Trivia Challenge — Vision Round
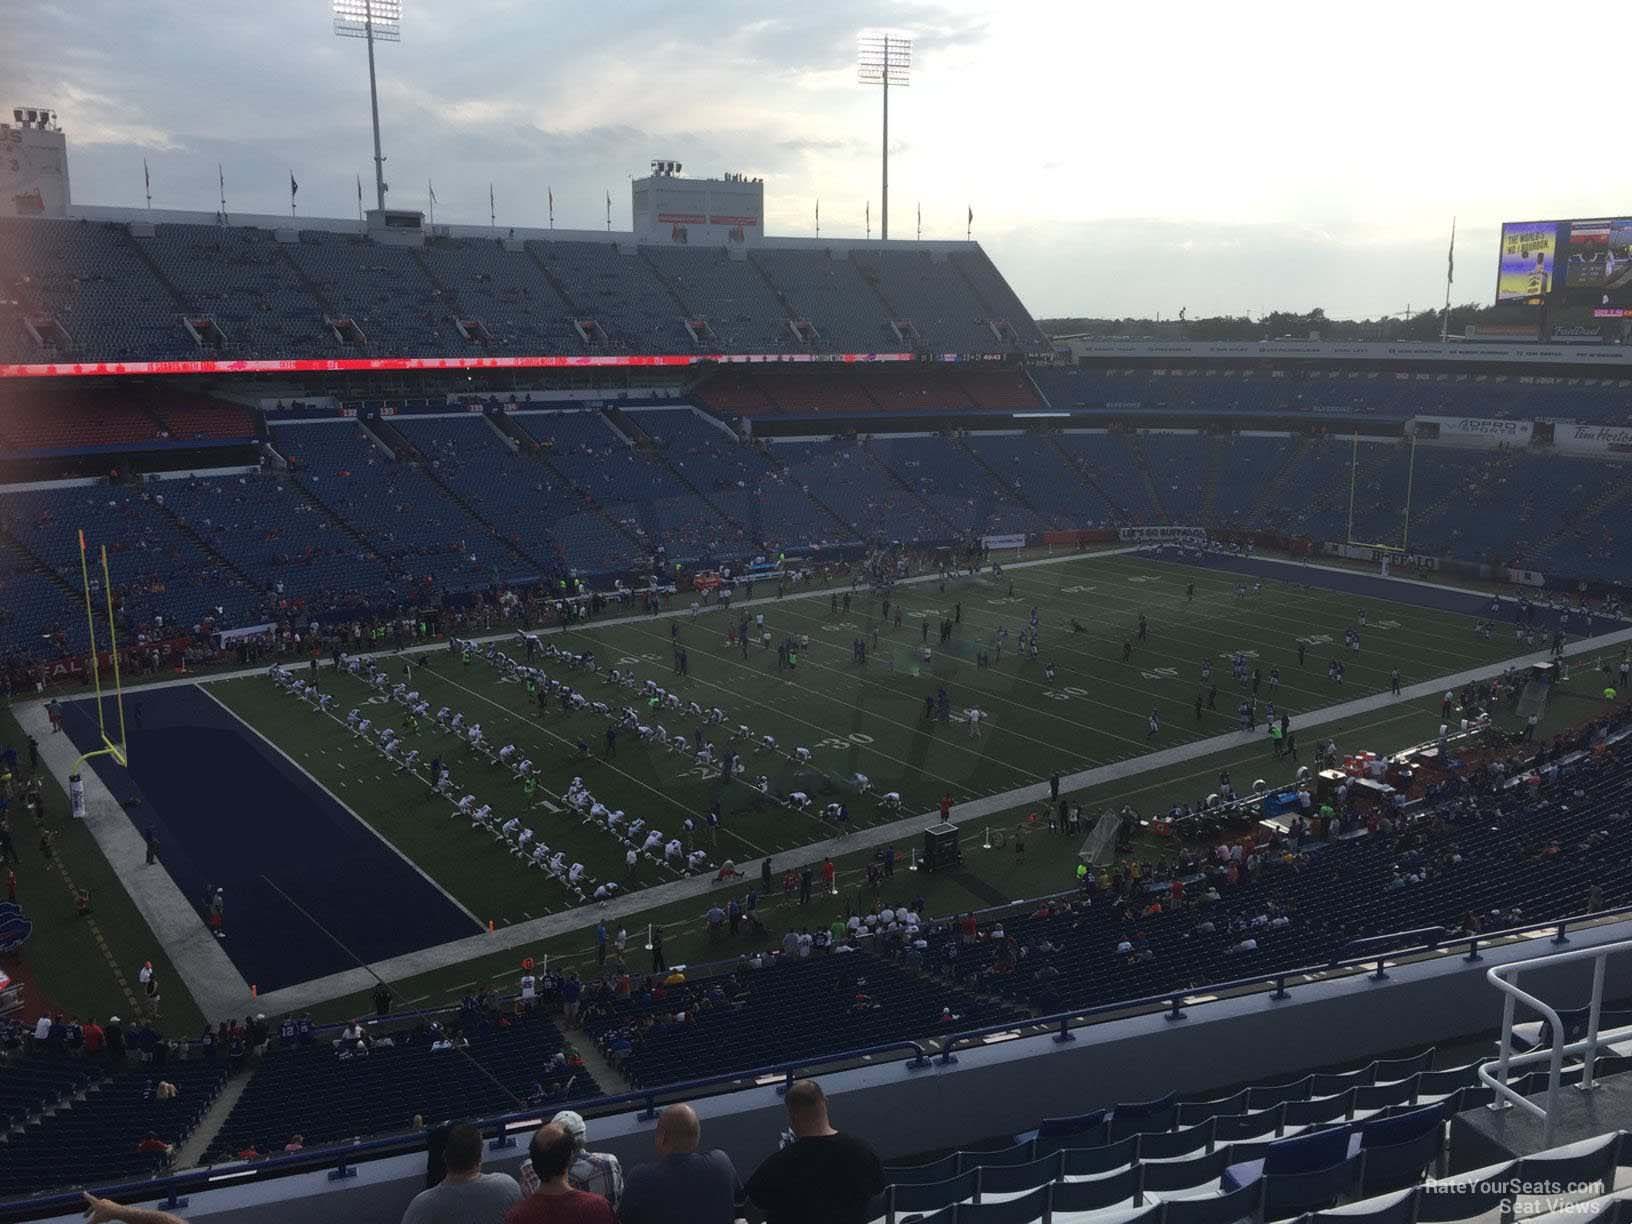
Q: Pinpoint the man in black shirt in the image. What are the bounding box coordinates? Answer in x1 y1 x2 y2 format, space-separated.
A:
745 1080 884 1224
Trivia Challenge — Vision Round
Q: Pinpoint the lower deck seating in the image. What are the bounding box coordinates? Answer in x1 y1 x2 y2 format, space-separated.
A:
582 949 1020 1088
205 1007 598 1163
0 1056 227 1199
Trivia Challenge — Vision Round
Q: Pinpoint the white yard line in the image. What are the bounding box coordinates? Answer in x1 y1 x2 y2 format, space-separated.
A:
195 685 484 930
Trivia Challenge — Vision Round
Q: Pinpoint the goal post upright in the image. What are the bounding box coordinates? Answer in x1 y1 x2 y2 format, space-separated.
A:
71 529 129 775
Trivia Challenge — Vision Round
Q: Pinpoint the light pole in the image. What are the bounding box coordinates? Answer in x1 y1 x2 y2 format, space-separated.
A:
334 0 401 214
858 29 911 241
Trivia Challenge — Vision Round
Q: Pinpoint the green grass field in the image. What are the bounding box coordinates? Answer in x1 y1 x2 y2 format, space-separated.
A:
211 553 1528 926
195 552 1589 1011
12 549 1613 1031
290 652 1619 1026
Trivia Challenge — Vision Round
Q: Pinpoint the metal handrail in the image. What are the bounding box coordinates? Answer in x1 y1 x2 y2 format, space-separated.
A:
1477 934 1632 1146
6 907 1632 1221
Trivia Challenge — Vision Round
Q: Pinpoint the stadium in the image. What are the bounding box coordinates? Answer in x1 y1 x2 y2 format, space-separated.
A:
3 8 1632 1224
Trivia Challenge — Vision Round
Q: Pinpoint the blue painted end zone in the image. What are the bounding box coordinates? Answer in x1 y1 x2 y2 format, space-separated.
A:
61 685 481 994
1138 547 1623 636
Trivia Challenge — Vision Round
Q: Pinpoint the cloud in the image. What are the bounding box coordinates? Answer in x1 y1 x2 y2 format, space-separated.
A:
9 0 1619 319
777 136 852 153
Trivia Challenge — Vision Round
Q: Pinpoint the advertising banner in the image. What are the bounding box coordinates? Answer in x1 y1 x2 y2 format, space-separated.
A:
980 533 1028 551
1556 423 1632 453
1416 416 1534 444
1118 526 1208 543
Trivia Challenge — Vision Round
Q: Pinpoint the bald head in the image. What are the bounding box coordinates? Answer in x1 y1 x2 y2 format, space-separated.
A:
654 1103 701 1155
527 1122 576 1185
785 1080 835 1137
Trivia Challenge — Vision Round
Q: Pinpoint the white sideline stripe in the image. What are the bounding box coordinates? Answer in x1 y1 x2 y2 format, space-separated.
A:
81 546 1146 702
195 685 484 930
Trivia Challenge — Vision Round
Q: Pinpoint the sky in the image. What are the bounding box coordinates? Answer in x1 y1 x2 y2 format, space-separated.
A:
5 0 1630 321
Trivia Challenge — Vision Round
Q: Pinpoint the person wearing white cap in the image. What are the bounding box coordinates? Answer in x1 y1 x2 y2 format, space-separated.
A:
517 1109 623 1207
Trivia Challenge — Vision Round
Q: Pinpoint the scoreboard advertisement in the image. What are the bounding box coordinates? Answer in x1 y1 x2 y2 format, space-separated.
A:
1497 217 1632 315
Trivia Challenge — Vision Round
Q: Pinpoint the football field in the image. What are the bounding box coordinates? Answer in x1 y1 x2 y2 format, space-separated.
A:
206 550 1549 937
40 545 1629 1021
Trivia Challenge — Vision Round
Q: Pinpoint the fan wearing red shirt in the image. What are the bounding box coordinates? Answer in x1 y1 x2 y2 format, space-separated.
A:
506 1123 615 1224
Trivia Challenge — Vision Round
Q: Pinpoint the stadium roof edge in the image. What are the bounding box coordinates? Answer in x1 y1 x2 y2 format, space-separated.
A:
49 204 983 252
1061 337 1632 370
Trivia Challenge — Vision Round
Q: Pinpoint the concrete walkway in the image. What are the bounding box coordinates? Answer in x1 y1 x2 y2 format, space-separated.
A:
19 544 1631 1022
18 700 254 1021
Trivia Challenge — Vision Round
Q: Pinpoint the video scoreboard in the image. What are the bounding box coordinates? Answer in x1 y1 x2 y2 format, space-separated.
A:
1497 217 1632 316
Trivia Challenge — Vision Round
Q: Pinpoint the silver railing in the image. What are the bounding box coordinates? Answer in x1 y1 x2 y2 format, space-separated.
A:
1478 935 1632 1146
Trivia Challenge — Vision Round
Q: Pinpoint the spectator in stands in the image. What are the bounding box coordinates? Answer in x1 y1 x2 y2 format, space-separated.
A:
401 1121 520 1224
744 1079 884 1224
506 1123 615 1224
518 1110 622 1207
618 1103 740 1224
134 1132 173 1158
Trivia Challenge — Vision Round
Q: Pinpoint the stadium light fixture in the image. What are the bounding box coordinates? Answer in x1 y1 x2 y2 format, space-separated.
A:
334 0 401 214
858 29 910 241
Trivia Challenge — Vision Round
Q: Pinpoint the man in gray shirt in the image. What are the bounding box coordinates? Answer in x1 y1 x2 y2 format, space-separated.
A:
619 1103 740 1224
401 1123 520 1224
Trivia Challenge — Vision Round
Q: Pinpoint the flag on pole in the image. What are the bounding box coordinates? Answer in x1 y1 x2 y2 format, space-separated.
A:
815 198 820 234
916 201 922 239
866 200 870 238
490 182 496 226
219 164 224 193
968 205 973 226
1447 217 1456 285
290 173 299 198
548 186 554 228
143 159 150 195
357 173 363 207
428 180 437 206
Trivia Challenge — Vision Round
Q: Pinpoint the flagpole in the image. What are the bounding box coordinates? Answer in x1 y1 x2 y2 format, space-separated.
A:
290 171 297 219
428 179 434 229
966 204 972 242
489 183 495 231
357 173 364 226
218 163 228 226
815 198 820 238
548 187 554 230
866 201 870 241
144 160 152 214
1440 217 1456 343
605 190 611 232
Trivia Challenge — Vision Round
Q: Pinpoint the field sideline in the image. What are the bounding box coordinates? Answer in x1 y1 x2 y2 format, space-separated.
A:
12 546 1624 1029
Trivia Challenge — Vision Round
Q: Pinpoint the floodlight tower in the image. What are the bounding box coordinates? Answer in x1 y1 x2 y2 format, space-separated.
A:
858 29 911 241
334 0 400 213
